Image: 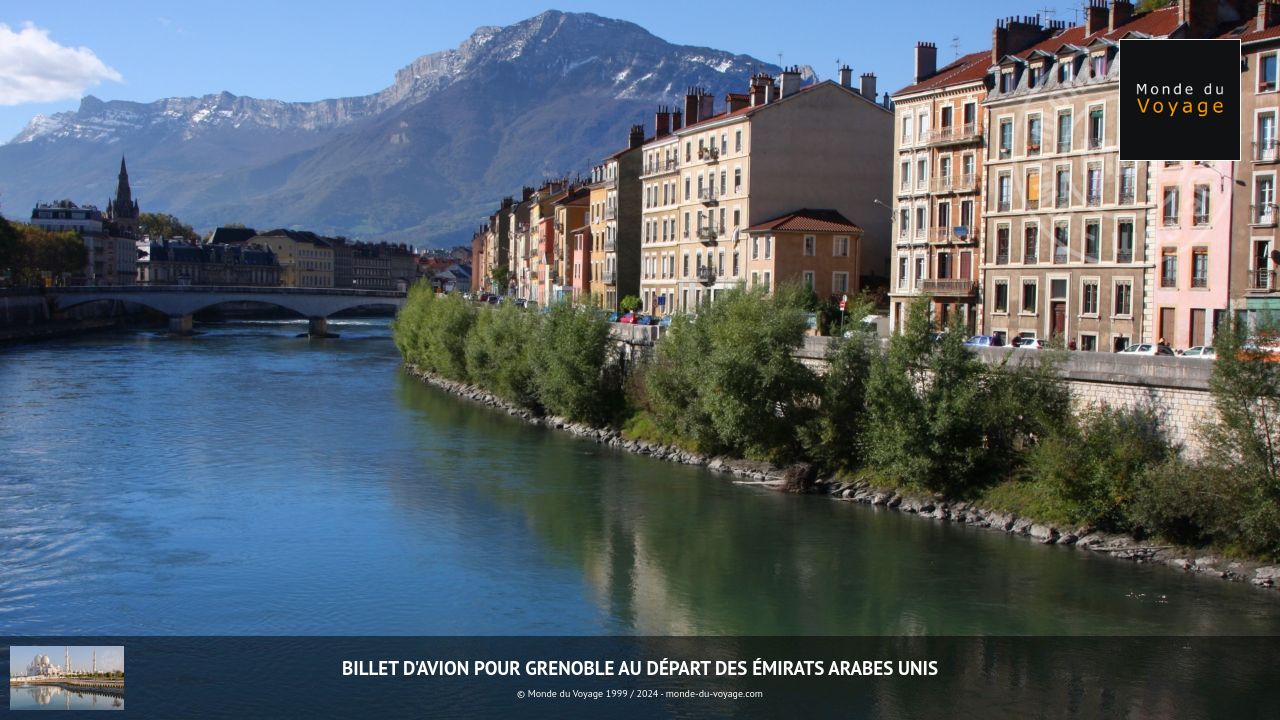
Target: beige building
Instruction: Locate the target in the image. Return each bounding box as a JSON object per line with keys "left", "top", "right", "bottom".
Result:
{"left": 252, "top": 230, "right": 334, "bottom": 288}
{"left": 642, "top": 68, "right": 892, "bottom": 315}
{"left": 890, "top": 47, "right": 988, "bottom": 333}
{"left": 1229, "top": 4, "right": 1280, "bottom": 324}
{"left": 587, "top": 169, "right": 610, "bottom": 304}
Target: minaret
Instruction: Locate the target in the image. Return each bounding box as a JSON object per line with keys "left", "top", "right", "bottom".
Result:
{"left": 65, "top": 646, "right": 69, "bottom": 677}
{"left": 93, "top": 649, "right": 97, "bottom": 674}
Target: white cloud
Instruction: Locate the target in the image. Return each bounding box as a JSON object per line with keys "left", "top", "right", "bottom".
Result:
{"left": 0, "top": 22, "right": 122, "bottom": 106}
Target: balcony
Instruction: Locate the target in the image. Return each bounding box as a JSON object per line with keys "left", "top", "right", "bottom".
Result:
{"left": 924, "top": 123, "right": 981, "bottom": 147}
{"left": 1026, "top": 142, "right": 1042, "bottom": 156}
{"left": 927, "top": 227, "right": 976, "bottom": 244}
{"left": 1253, "top": 204, "right": 1278, "bottom": 226}
{"left": 697, "top": 187, "right": 719, "bottom": 205}
{"left": 1194, "top": 213, "right": 1210, "bottom": 226}
{"left": 1053, "top": 247, "right": 1069, "bottom": 264}
{"left": 603, "top": 270, "right": 616, "bottom": 286}
{"left": 1119, "top": 190, "right": 1136, "bottom": 205}
{"left": 995, "top": 252, "right": 1010, "bottom": 265}
{"left": 604, "top": 206, "right": 617, "bottom": 220}
{"left": 920, "top": 279, "right": 977, "bottom": 296}
{"left": 1055, "top": 195, "right": 1070, "bottom": 209}
{"left": 998, "top": 146, "right": 1012, "bottom": 160}
{"left": 1026, "top": 197, "right": 1039, "bottom": 210}
{"left": 603, "top": 237, "right": 616, "bottom": 252}
{"left": 696, "top": 265, "right": 716, "bottom": 284}
{"left": 1191, "top": 275, "right": 1208, "bottom": 289}
{"left": 1256, "top": 140, "right": 1278, "bottom": 163}
{"left": 1086, "top": 193, "right": 1102, "bottom": 207}
{"left": 697, "top": 225, "right": 722, "bottom": 243}
{"left": 1117, "top": 248, "right": 1134, "bottom": 263}
{"left": 1024, "top": 247, "right": 1038, "bottom": 264}
{"left": 1251, "top": 268, "right": 1273, "bottom": 292}
{"left": 1088, "top": 136, "right": 1103, "bottom": 150}
{"left": 697, "top": 146, "right": 720, "bottom": 163}
{"left": 1057, "top": 140, "right": 1072, "bottom": 153}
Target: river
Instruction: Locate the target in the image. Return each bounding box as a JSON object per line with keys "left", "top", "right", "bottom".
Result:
{"left": 2, "top": 317, "right": 1279, "bottom": 638}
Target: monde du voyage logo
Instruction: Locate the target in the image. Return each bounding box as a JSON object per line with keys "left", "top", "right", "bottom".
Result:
{"left": 1120, "top": 38, "right": 1241, "bottom": 161}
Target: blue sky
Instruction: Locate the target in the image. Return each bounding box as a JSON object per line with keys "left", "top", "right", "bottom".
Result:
{"left": 0, "top": 0, "right": 1091, "bottom": 143}
{"left": 9, "top": 646, "right": 124, "bottom": 675}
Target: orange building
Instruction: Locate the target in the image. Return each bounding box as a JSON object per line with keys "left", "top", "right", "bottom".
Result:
{"left": 743, "top": 209, "right": 863, "bottom": 300}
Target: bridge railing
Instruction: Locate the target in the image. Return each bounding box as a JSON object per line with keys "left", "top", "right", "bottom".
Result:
{"left": 49, "top": 285, "right": 407, "bottom": 299}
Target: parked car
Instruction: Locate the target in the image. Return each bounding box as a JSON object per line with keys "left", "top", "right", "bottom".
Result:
{"left": 1119, "top": 343, "right": 1175, "bottom": 356}
{"left": 618, "top": 312, "right": 636, "bottom": 324}
{"left": 1180, "top": 346, "right": 1216, "bottom": 359}
{"left": 658, "top": 315, "right": 673, "bottom": 328}
{"left": 635, "top": 314, "right": 655, "bottom": 326}
{"left": 607, "top": 312, "right": 620, "bottom": 323}
{"left": 487, "top": 295, "right": 500, "bottom": 304}
{"left": 963, "top": 335, "right": 1004, "bottom": 347}
{"left": 1011, "top": 336, "right": 1044, "bottom": 349}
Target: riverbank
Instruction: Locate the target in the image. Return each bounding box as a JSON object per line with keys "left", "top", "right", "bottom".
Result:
{"left": 404, "top": 363, "right": 1280, "bottom": 595}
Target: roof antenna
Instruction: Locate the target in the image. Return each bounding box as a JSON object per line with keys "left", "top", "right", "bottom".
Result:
{"left": 950, "top": 36, "right": 961, "bottom": 58}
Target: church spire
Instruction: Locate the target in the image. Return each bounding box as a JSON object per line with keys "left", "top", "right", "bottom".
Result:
{"left": 107, "top": 155, "right": 140, "bottom": 237}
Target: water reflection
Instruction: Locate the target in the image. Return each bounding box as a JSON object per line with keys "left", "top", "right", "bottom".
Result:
{"left": 0, "top": 319, "right": 1277, "bottom": 638}
{"left": 8, "top": 684, "right": 124, "bottom": 710}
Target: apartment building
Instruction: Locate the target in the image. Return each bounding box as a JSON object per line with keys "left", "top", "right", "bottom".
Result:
{"left": 551, "top": 186, "right": 590, "bottom": 304}
{"left": 1151, "top": 160, "right": 1234, "bottom": 348}
{"left": 1229, "top": 2, "right": 1280, "bottom": 325}
{"left": 890, "top": 48, "right": 988, "bottom": 333}
{"left": 639, "top": 107, "right": 683, "bottom": 315}
{"left": 252, "top": 230, "right": 335, "bottom": 288}
{"left": 505, "top": 189, "right": 533, "bottom": 297}
{"left": 587, "top": 170, "right": 610, "bottom": 304}
{"left": 642, "top": 68, "right": 892, "bottom": 314}
{"left": 600, "top": 127, "right": 644, "bottom": 311}
{"left": 743, "top": 209, "right": 862, "bottom": 300}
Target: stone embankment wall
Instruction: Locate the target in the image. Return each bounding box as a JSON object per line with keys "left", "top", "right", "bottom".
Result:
{"left": 610, "top": 328, "right": 1217, "bottom": 454}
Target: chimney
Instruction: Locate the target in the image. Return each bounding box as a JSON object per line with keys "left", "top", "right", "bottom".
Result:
{"left": 1259, "top": 0, "right": 1280, "bottom": 30}
{"left": 915, "top": 42, "right": 938, "bottom": 83}
{"left": 838, "top": 65, "right": 853, "bottom": 88}
{"left": 1178, "top": 0, "right": 1217, "bottom": 38}
{"left": 698, "top": 89, "right": 714, "bottom": 120}
{"left": 860, "top": 72, "right": 877, "bottom": 100}
{"left": 1086, "top": 0, "right": 1108, "bottom": 35}
{"left": 764, "top": 78, "right": 779, "bottom": 103}
{"left": 684, "top": 87, "right": 702, "bottom": 125}
{"left": 629, "top": 124, "right": 645, "bottom": 149}
{"left": 992, "top": 16, "right": 1052, "bottom": 66}
{"left": 671, "top": 110, "right": 683, "bottom": 130}
{"left": 726, "top": 92, "right": 749, "bottom": 112}
{"left": 778, "top": 66, "right": 801, "bottom": 98}
{"left": 1109, "top": 0, "right": 1134, "bottom": 31}
{"left": 654, "top": 106, "right": 671, "bottom": 138}
{"left": 749, "top": 74, "right": 770, "bottom": 106}
{"left": 522, "top": 186, "right": 534, "bottom": 202}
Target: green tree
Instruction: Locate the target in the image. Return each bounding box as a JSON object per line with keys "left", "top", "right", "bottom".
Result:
{"left": 419, "top": 291, "right": 477, "bottom": 380}
{"left": 490, "top": 265, "right": 511, "bottom": 294}
{"left": 139, "top": 212, "right": 198, "bottom": 241}
{"left": 803, "top": 294, "right": 876, "bottom": 471}
{"left": 531, "top": 300, "right": 615, "bottom": 424}
{"left": 465, "top": 301, "right": 540, "bottom": 408}
{"left": 619, "top": 295, "right": 642, "bottom": 313}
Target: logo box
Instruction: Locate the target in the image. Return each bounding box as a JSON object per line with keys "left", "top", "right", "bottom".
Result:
{"left": 1119, "top": 38, "right": 1241, "bottom": 161}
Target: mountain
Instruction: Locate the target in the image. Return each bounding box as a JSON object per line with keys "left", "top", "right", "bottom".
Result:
{"left": 0, "top": 11, "right": 808, "bottom": 246}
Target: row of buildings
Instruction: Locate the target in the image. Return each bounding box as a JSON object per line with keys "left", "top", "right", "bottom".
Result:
{"left": 28, "top": 159, "right": 425, "bottom": 291}
{"left": 471, "top": 67, "right": 895, "bottom": 313}
{"left": 890, "top": 0, "right": 1280, "bottom": 351}
{"left": 471, "top": 0, "right": 1279, "bottom": 353}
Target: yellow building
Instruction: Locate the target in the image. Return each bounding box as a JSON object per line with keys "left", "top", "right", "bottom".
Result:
{"left": 251, "top": 230, "right": 334, "bottom": 288}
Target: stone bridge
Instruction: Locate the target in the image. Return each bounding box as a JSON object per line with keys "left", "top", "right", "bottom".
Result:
{"left": 49, "top": 285, "right": 406, "bottom": 335}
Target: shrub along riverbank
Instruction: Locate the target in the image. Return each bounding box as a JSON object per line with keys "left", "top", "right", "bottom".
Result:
{"left": 393, "top": 282, "right": 1280, "bottom": 562}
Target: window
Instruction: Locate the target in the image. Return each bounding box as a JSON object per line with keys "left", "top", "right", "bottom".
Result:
{"left": 898, "top": 257, "right": 907, "bottom": 288}
{"left": 734, "top": 168, "right": 742, "bottom": 192}
{"left": 1080, "top": 334, "right": 1097, "bottom": 352}
{"left": 915, "top": 257, "right": 925, "bottom": 281}
{"left": 684, "top": 177, "right": 691, "bottom": 201}
{"left": 1194, "top": 184, "right": 1211, "bottom": 225}
{"left": 1086, "top": 164, "right": 1103, "bottom": 206}
{"left": 1059, "top": 60, "right": 1072, "bottom": 84}
{"left": 1256, "top": 176, "right": 1276, "bottom": 223}
{"left": 916, "top": 206, "right": 927, "bottom": 237}
{"left": 1114, "top": 281, "right": 1133, "bottom": 316}
{"left": 803, "top": 271, "right": 815, "bottom": 288}
{"left": 1163, "top": 186, "right": 1180, "bottom": 226}
{"left": 1088, "top": 107, "right": 1104, "bottom": 149}
{"left": 963, "top": 102, "right": 976, "bottom": 128}
{"left": 1029, "top": 64, "right": 1042, "bottom": 87}
{"left": 1026, "top": 168, "right": 1040, "bottom": 209}
{"left": 1261, "top": 52, "right": 1277, "bottom": 93}
{"left": 1054, "top": 223, "right": 1069, "bottom": 264}
{"left": 998, "top": 119, "right": 1013, "bottom": 158}
{"left": 994, "top": 280, "right": 1009, "bottom": 313}
{"left": 1000, "top": 70, "right": 1015, "bottom": 93}
{"left": 900, "top": 161, "right": 910, "bottom": 190}
{"left": 937, "top": 252, "right": 951, "bottom": 279}
{"left": 833, "top": 272, "right": 849, "bottom": 294}
{"left": 937, "top": 201, "right": 951, "bottom": 231}
{"left": 1091, "top": 53, "right": 1108, "bottom": 78}
{"left": 960, "top": 200, "right": 974, "bottom": 229}
{"left": 751, "top": 237, "right": 760, "bottom": 259}
{"left": 1057, "top": 111, "right": 1072, "bottom": 153}
{"left": 1082, "top": 280, "right": 1099, "bottom": 315}
{"left": 1161, "top": 248, "right": 1178, "bottom": 287}
{"left": 1021, "top": 280, "right": 1038, "bottom": 315}
{"left": 1024, "top": 225, "right": 1039, "bottom": 264}
{"left": 834, "top": 236, "right": 850, "bottom": 257}
{"left": 939, "top": 156, "right": 952, "bottom": 184}
{"left": 917, "top": 158, "right": 927, "bottom": 189}
{"left": 898, "top": 208, "right": 909, "bottom": 237}
{"left": 735, "top": 130, "right": 742, "bottom": 153}
{"left": 1258, "top": 111, "right": 1279, "bottom": 162}
{"left": 733, "top": 209, "right": 740, "bottom": 227}
{"left": 998, "top": 173, "right": 1011, "bottom": 211}
{"left": 1084, "top": 221, "right": 1100, "bottom": 263}
{"left": 995, "top": 226, "right": 1010, "bottom": 264}
{"left": 1055, "top": 167, "right": 1071, "bottom": 208}
{"left": 1119, "top": 163, "right": 1137, "bottom": 204}
{"left": 902, "top": 116, "right": 913, "bottom": 143}
{"left": 683, "top": 253, "right": 689, "bottom": 277}
{"left": 1027, "top": 115, "right": 1042, "bottom": 154}
{"left": 764, "top": 237, "right": 772, "bottom": 259}
{"left": 763, "top": 271, "right": 771, "bottom": 291}
{"left": 803, "top": 235, "right": 816, "bottom": 256}
{"left": 1192, "top": 248, "right": 1209, "bottom": 288}
{"left": 732, "top": 251, "right": 740, "bottom": 276}
{"left": 1107, "top": 223, "right": 1131, "bottom": 266}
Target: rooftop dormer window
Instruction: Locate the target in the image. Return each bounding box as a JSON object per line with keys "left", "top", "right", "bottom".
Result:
{"left": 1000, "top": 70, "right": 1015, "bottom": 93}
{"left": 1091, "top": 52, "right": 1108, "bottom": 78}
{"left": 1058, "top": 61, "right": 1072, "bottom": 84}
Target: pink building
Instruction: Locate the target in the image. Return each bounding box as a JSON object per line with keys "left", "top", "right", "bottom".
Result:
{"left": 570, "top": 224, "right": 591, "bottom": 301}
{"left": 1151, "top": 161, "right": 1234, "bottom": 350}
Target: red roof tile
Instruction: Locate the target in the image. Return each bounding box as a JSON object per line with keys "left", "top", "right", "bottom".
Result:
{"left": 893, "top": 50, "right": 990, "bottom": 97}
{"left": 745, "top": 209, "right": 862, "bottom": 234}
